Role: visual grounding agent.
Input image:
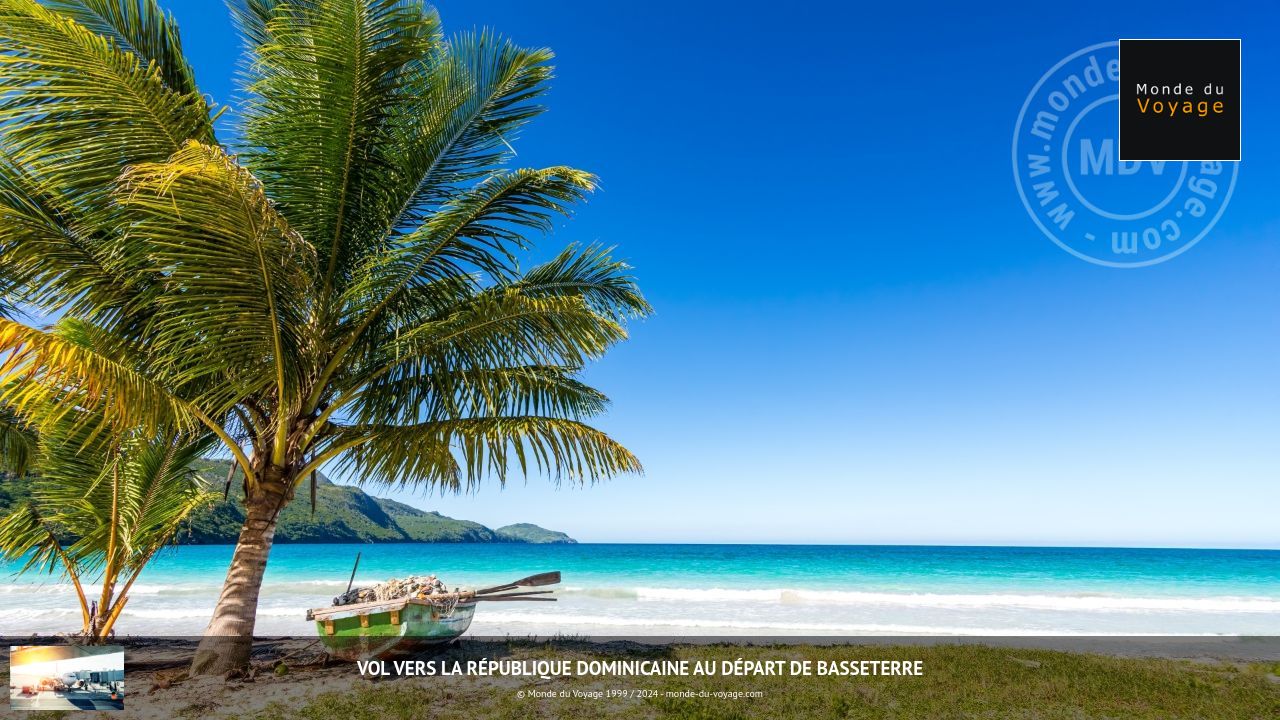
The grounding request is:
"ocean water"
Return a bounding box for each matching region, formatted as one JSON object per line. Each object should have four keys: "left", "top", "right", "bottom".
{"left": 2, "top": 544, "right": 1278, "bottom": 637}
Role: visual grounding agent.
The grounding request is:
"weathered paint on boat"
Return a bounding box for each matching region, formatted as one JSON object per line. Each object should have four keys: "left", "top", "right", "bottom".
{"left": 311, "top": 598, "right": 476, "bottom": 661}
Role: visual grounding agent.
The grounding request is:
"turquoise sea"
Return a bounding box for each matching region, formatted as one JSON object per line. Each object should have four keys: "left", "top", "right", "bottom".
{"left": 2, "top": 544, "right": 1278, "bottom": 636}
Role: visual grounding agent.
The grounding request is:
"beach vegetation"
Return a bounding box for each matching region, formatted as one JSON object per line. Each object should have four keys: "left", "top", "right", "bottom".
{"left": 0, "top": 290, "right": 34, "bottom": 476}
{"left": 242, "top": 641, "right": 1280, "bottom": 720}
{"left": 0, "top": 0, "right": 646, "bottom": 672}
{"left": 0, "top": 399, "right": 215, "bottom": 641}
{"left": 0, "top": 388, "right": 35, "bottom": 476}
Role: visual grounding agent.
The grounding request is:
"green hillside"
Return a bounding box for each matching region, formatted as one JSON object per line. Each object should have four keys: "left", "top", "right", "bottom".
{"left": 496, "top": 523, "right": 577, "bottom": 544}
{"left": 1, "top": 463, "right": 575, "bottom": 545}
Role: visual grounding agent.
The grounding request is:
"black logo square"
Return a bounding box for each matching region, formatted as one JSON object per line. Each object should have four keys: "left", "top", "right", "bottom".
{"left": 1119, "top": 39, "right": 1240, "bottom": 161}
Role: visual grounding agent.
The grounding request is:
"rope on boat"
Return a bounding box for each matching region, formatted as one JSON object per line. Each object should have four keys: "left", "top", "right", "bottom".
{"left": 333, "top": 574, "right": 451, "bottom": 606}
{"left": 433, "top": 593, "right": 459, "bottom": 618}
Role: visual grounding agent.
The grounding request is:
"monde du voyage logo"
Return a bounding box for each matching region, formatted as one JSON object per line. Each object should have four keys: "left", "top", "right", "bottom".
{"left": 1012, "top": 41, "right": 1240, "bottom": 267}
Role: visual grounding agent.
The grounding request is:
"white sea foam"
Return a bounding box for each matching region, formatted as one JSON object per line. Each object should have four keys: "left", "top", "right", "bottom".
{"left": 0, "top": 607, "right": 79, "bottom": 619}
{"left": 610, "top": 587, "right": 1280, "bottom": 613}
{"left": 125, "top": 607, "right": 215, "bottom": 619}
{"left": 472, "top": 611, "right": 1213, "bottom": 636}
{"left": 11, "top": 579, "right": 1280, "bottom": 616}
{"left": 6, "top": 574, "right": 1279, "bottom": 638}
{"left": 0, "top": 583, "right": 79, "bottom": 595}
{"left": 258, "top": 606, "right": 311, "bottom": 617}
{"left": 0, "top": 582, "right": 217, "bottom": 596}
{"left": 126, "top": 605, "right": 307, "bottom": 619}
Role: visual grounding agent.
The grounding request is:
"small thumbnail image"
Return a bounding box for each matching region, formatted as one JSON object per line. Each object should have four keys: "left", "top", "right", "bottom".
{"left": 9, "top": 645, "right": 124, "bottom": 711}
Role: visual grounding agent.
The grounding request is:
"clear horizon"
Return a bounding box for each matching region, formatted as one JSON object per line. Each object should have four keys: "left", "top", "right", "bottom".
{"left": 134, "top": 1, "right": 1280, "bottom": 548}
{"left": 173, "top": 534, "right": 1280, "bottom": 550}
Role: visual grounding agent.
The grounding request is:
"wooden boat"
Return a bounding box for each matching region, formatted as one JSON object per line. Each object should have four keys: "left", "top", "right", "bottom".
{"left": 305, "top": 571, "right": 560, "bottom": 660}
{"left": 306, "top": 594, "right": 478, "bottom": 661}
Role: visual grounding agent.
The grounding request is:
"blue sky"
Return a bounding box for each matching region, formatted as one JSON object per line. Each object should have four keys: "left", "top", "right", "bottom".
{"left": 165, "top": 1, "right": 1278, "bottom": 547}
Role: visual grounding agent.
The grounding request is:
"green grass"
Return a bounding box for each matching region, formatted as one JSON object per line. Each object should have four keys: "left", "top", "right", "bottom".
{"left": 243, "top": 642, "right": 1280, "bottom": 720}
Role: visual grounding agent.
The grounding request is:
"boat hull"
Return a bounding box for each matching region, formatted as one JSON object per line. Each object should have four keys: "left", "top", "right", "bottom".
{"left": 312, "top": 598, "right": 476, "bottom": 661}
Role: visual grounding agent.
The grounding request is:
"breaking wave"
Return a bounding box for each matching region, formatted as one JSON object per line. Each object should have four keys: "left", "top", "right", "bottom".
{"left": 556, "top": 587, "right": 1280, "bottom": 613}
{"left": 472, "top": 611, "right": 1212, "bottom": 636}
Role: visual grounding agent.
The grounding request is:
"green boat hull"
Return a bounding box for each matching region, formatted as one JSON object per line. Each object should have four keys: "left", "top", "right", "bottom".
{"left": 313, "top": 599, "right": 476, "bottom": 661}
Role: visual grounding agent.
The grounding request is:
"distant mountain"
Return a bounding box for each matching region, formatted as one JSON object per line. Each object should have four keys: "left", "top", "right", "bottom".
{"left": 0, "top": 463, "right": 575, "bottom": 545}
{"left": 496, "top": 523, "right": 577, "bottom": 544}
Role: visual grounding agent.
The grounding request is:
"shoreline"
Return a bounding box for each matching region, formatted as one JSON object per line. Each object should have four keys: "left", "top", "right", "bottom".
{"left": 6, "top": 543, "right": 1278, "bottom": 637}
{"left": 10, "top": 633, "right": 1280, "bottom": 661}
{"left": 83, "top": 541, "right": 1280, "bottom": 550}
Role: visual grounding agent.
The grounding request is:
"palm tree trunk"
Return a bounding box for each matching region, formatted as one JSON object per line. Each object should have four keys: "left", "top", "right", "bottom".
{"left": 98, "top": 559, "right": 148, "bottom": 641}
{"left": 189, "top": 468, "right": 293, "bottom": 675}
{"left": 54, "top": 545, "right": 92, "bottom": 636}
{"left": 95, "top": 458, "right": 121, "bottom": 641}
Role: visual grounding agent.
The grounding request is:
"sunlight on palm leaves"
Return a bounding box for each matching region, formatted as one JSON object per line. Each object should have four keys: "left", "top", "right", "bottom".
{"left": 0, "top": 393, "right": 34, "bottom": 475}
{"left": 0, "top": 283, "right": 35, "bottom": 475}
{"left": 0, "top": 0, "right": 649, "bottom": 671}
{"left": 0, "top": 411, "right": 216, "bottom": 641}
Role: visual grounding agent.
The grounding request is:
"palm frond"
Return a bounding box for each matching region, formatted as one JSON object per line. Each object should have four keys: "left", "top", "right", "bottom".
{"left": 351, "top": 363, "right": 611, "bottom": 436}
{"left": 0, "top": 317, "right": 191, "bottom": 436}
{"left": 53, "top": 429, "right": 216, "bottom": 565}
{"left": 380, "top": 29, "right": 555, "bottom": 236}
{"left": 225, "top": 0, "right": 286, "bottom": 49}
{"left": 114, "top": 141, "right": 317, "bottom": 407}
{"left": 0, "top": 149, "right": 129, "bottom": 317}
{"left": 0, "top": 0, "right": 213, "bottom": 206}
{"left": 339, "top": 166, "right": 599, "bottom": 339}
{"left": 41, "top": 0, "right": 203, "bottom": 97}
{"left": 1, "top": 0, "right": 645, "bottom": 510}
{"left": 9, "top": 416, "right": 216, "bottom": 582}
{"left": 336, "top": 415, "right": 641, "bottom": 493}
{"left": 0, "top": 400, "right": 35, "bottom": 475}
{"left": 236, "top": 0, "right": 441, "bottom": 299}
{"left": 0, "top": 502, "right": 66, "bottom": 576}
{"left": 511, "top": 244, "right": 653, "bottom": 321}
{"left": 342, "top": 291, "right": 626, "bottom": 425}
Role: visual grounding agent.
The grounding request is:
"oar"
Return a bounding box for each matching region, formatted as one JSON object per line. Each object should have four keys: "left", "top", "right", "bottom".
{"left": 474, "top": 595, "right": 557, "bottom": 602}
{"left": 473, "top": 590, "right": 554, "bottom": 599}
{"left": 474, "top": 571, "right": 560, "bottom": 596}
{"left": 345, "top": 552, "right": 362, "bottom": 594}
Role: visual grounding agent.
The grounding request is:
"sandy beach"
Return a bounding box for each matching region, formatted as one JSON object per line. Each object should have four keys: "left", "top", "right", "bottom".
{"left": 4, "top": 635, "right": 1276, "bottom": 720}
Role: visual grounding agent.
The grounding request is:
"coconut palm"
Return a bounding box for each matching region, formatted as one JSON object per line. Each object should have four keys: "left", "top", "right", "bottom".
{"left": 0, "top": 301, "right": 34, "bottom": 476}
{"left": 0, "top": 0, "right": 647, "bottom": 673}
{"left": 0, "top": 391, "right": 35, "bottom": 475}
{"left": 0, "top": 388, "right": 216, "bottom": 642}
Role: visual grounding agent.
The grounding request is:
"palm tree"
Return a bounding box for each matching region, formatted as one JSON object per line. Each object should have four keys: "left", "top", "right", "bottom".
{"left": 0, "top": 345, "right": 35, "bottom": 475}
{"left": 0, "top": 259, "right": 31, "bottom": 472}
{"left": 0, "top": 321, "right": 34, "bottom": 478}
{"left": 0, "top": 314, "right": 215, "bottom": 645}
{"left": 0, "top": 404, "right": 216, "bottom": 642}
{"left": 0, "top": 404, "right": 33, "bottom": 475}
{"left": 0, "top": 0, "right": 647, "bottom": 674}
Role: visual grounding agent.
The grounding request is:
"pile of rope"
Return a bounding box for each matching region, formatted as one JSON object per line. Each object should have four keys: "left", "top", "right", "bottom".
{"left": 332, "top": 574, "right": 449, "bottom": 606}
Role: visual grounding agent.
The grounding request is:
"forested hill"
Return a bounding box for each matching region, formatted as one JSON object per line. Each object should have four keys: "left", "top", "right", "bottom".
{"left": 0, "top": 462, "right": 577, "bottom": 545}
{"left": 182, "top": 460, "right": 576, "bottom": 544}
